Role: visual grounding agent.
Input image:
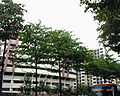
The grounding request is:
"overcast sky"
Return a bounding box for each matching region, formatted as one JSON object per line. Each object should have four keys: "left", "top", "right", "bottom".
{"left": 12, "top": 0, "right": 100, "bottom": 49}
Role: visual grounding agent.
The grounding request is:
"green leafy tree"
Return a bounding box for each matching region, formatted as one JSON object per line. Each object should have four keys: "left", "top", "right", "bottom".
{"left": 50, "top": 84, "right": 66, "bottom": 95}
{"left": 17, "top": 22, "right": 89, "bottom": 96}
{"left": 51, "top": 84, "right": 60, "bottom": 95}
{"left": 62, "top": 86, "right": 74, "bottom": 96}
{"left": 0, "top": 0, "right": 25, "bottom": 93}
{"left": 17, "top": 22, "right": 52, "bottom": 96}
{"left": 80, "top": 0, "right": 120, "bottom": 53}
{"left": 62, "top": 44, "right": 92, "bottom": 96}
{"left": 78, "top": 84, "right": 88, "bottom": 96}
{"left": 37, "top": 80, "right": 51, "bottom": 95}
{"left": 37, "top": 80, "right": 46, "bottom": 94}
{"left": 74, "top": 84, "right": 88, "bottom": 96}
{"left": 46, "top": 29, "right": 79, "bottom": 96}
{"left": 47, "top": 29, "right": 92, "bottom": 96}
{"left": 20, "top": 73, "right": 33, "bottom": 95}
{"left": 84, "top": 55, "right": 120, "bottom": 83}
{"left": 43, "top": 85, "right": 52, "bottom": 95}
{"left": 49, "top": 34, "right": 92, "bottom": 96}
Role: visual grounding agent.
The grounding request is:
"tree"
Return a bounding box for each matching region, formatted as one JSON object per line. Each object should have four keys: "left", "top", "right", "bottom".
{"left": 46, "top": 29, "right": 80, "bottom": 96}
{"left": 0, "top": 0, "right": 25, "bottom": 93}
{"left": 47, "top": 29, "right": 92, "bottom": 96}
{"left": 17, "top": 22, "right": 52, "bottom": 96}
{"left": 74, "top": 84, "right": 88, "bottom": 96}
{"left": 48, "top": 31, "right": 92, "bottom": 96}
{"left": 37, "top": 80, "right": 51, "bottom": 94}
{"left": 62, "top": 44, "right": 92, "bottom": 96}
{"left": 84, "top": 55, "right": 120, "bottom": 83}
{"left": 62, "top": 86, "right": 74, "bottom": 96}
{"left": 20, "top": 73, "right": 33, "bottom": 95}
{"left": 80, "top": 0, "right": 120, "bottom": 53}
{"left": 51, "top": 84, "right": 61, "bottom": 95}
{"left": 17, "top": 21, "right": 89, "bottom": 96}
{"left": 73, "top": 48, "right": 92, "bottom": 96}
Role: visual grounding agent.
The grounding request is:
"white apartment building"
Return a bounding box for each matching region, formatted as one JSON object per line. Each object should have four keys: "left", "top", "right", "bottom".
{"left": 77, "top": 48, "right": 105, "bottom": 86}
{"left": 92, "top": 48, "right": 105, "bottom": 58}
{"left": 0, "top": 39, "right": 76, "bottom": 93}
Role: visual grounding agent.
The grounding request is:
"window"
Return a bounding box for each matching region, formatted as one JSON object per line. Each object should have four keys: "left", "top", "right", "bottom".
{"left": 82, "top": 79, "right": 84, "bottom": 81}
{"left": 3, "top": 80, "right": 11, "bottom": 83}
{"left": 93, "top": 78, "right": 96, "bottom": 80}
{"left": 14, "top": 72, "right": 24, "bottom": 76}
{"left": 14, "top": 80, "right": 23, "bottom": 83}
{"left": 3, "top": 88, "right": 9, "bottom": 91}
{"left": 13, "top": 88, "right": 19, "bottom": 91}
{"left": 82, "top": 76, "right": 84, "bottom": 78}
{"left": 82, "top": 82, "right": 85, "bottom": 84}
{"left": 46, "top": 75, "right": 51, "bottom": 79}
{"left": 4, "top": 72, "right": 12, "bottom": 75}
{"left": 100, "top": 48, "right": 103, "bottom": 50}
{"left": 52, "top": 76, "right": 58, "bottom": 79}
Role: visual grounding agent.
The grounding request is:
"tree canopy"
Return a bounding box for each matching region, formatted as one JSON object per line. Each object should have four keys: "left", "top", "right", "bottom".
{"left": 0, "top": 0, "right": 25, "bottom": 40}
{"left": 80, "top": 0, "right": 120, "bottom": 53}
{"left": 16, "top": 21, "right": 91, "bottom": 95}
{"left": 0, "top": 0, "right": 25, "bottom": 93}
{"left": 84, "top": 54, "right": 120, "bottom": 82}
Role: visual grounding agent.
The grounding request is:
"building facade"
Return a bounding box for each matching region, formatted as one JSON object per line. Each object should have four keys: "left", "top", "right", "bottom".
{"left": 77, "top": 48, "right": 105, "bottom": 86}
{"left": 0, "top": 39, "right": 76, "bottom": 93}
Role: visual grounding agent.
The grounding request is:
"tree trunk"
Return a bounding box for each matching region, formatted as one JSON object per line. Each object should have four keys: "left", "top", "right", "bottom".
{"left": 0, "top": 40, "right": 7, "bottom": 94}
{"left": 76, "top": 71, "right": 79, "bottom": 96}
{"left": 35, "top": 40, "right": 38, "bottom": 96}
{"left": 103, "top": 78, "right": 107, "bottom": 83}
{"left": 58, "top": 59, "right": 62, "bottom": 96}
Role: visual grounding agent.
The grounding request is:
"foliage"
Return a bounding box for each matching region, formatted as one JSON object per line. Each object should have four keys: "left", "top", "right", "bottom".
{"left": 62, "top": 86, "right": 74, "bottom": 96}
{"left": 50, "top": 84, "right": 88, "bottom": 96}
{"left": 20, "top": 73, "right": 89, "bottom": 96}
{"left": 71, "top": 47, "right": 93, "bottom": 71}
{"left": 50, "top": 84, "right": 74, "bottom": 96}
{"left": 51, "top": 84, "right": 60, "bottom": 94}
{"left": 80, "top": 0, "right": 120, "bottom": 53}
{"left": 47, "top": 29, "right": 91, "bottom": 96}
{"left": 84, "top": 54, "right": 120, "bottom": 82}
{"left": 17, "top": 22, "right": 82, "bottom": 95}
{"left": 18, "top": 22, "right": 80, "bottom": 67}
{"left": 20, "top": 75, "right": 52, "bottom": 95}
{"left": 43, "top": 28, "right": 83, "bottom": 68}
{"left": 37, "top": 80, "right": 51, "bottom": 94}
{"left": 74, "top": 84, "right": 88, "bottom": 95}
{"left": 17, "top": 21, "right": 91, "bottom": 95}
{"left": 17, "top": 22, "right": 54, "bottom": 96}
{"left": 0, "top": 0, "right": 25, "bottom": 40}
{"left": 98, "top": 21, "right": 120, "bottom": 53}
{"left": 20, "top": 73, "right": 33, "bottom": 95}
{"left": 61, "top": 42, "right": 92, "bottom": 96}
{"left": 17, "top": 22, "right": 52, "bottom": 65}
{"left": 0, "top": 0, "right": 25, "bottom": 93}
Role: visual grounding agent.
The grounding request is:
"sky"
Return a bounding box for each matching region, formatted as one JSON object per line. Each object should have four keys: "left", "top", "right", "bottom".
{"left": 13, "top": 0, "right": 100, "bottom": 49}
